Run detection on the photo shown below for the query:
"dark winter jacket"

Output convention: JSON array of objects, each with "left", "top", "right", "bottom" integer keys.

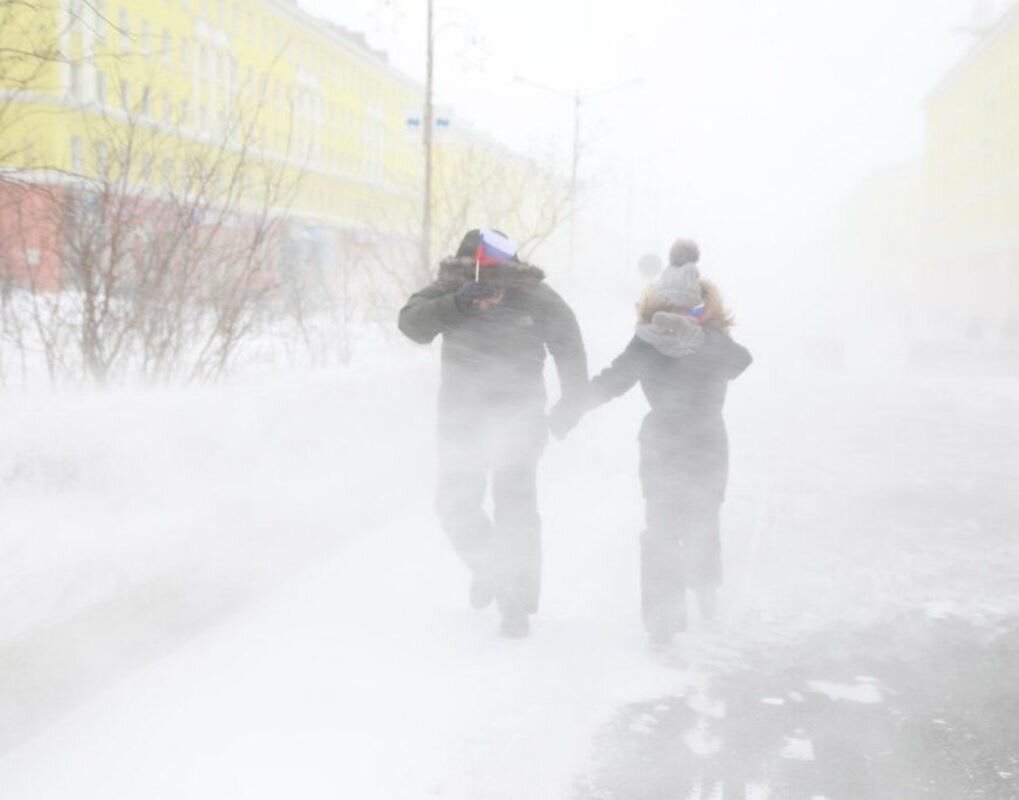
[
  {"left": 398, "top": 256, "right": 588, "bottom": 464},
  {"left": 586, "top": 326, "right": 752, "bottom": 503}
]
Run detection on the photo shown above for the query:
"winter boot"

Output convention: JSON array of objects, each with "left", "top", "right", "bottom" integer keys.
[
  {"left": 499, "top": 610, "right": 530, "bottom": 639},
  {"left": 641, "top": 528, "right": 686, "bottom": 635},
  {"left": 469, "top": 575, "right": 495, "bottom": 610},
  {"left": 694, "top": 586, "right": 718, "bottom": 621},
  {"left": 645, "top": 600, "right": 686, "bottom": 652},
  {"left": 647, "top": 625, "right": 675, "bottom": 653}
]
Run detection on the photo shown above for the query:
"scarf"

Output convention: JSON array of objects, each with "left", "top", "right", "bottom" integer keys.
[{"left": 636, "top": 311, "right": 706, "bottom": 358}]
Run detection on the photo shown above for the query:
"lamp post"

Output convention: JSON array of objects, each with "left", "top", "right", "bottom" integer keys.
[
  {"left": 514, "top": 75, "right": 642, "bottom": 274},
  {"left": 419, "top": 3, "right": 478, "bottom": 279},
  {"left": 420, "top": 0, "right": 435, "bottom": 280}
]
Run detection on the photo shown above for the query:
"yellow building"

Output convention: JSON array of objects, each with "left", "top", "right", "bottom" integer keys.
[
  {"left": 0, "top": 0, "right": 424, "bottom": 239},
  {"left": 924, "top": 1, "right": 1019, "bottom": 263},
  {"left": 843, "top": 2, "right": 1019, "bottom": 342},
  {"left": 1, "top": 0, "right": 570, "bottom": 301}
]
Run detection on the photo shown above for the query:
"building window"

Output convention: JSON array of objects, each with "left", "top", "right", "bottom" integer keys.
[
  {"left": 141, "top": 20, "right": 150, "bottom": 57},
  {"left": 162, "top": 30, "right": 171, "bottom": 67},
  {"left": 120, "top": 78, "right": 129, "bottom": 110},
  {"left": 96, "top": 141, "right": 109, "bottom": 175},
  {"left": 68, "top": 0, "right": 82, "bottom": 31},
  {"left": 95, "top": 70, "right": 107, "bottom": 106},
  {"left": 162, "top": 90, "right": 171, "bottom": 123},
  {"left": 119, "top": 9, "right": 130, "bottom": 52},
  {"left": 161, "top": 158, "right": 174, "bottom": 188},
  {"left": 180, "top": 39, "right": 189, "bottom": 71},
  {"left": 141, "top": 85, "right": 151, "bottom": 117},
  {"left": 70, "top": 136, "right": 83, "bottom": 172},
  {"left": 68, "top": 61, "right": 82, "bottom": 100},
  {"left": 95, "top": 0, "right": 106, "bottom": 40}
]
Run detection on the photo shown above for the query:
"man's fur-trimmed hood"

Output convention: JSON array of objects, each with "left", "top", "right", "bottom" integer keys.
[{"left": 436, "top": 256, "right": 546, "bottom": 291}]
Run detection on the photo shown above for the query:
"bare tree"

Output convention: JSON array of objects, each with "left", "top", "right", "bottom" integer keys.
[
  {"left": 1, "top": 7, "right": 571, "bottom": 384},
  {"left": 431, "top": 139, "right": 574, "bottom": 262},
  {"left": 341, "top": 134, "right": 574, "bottom": 329},
  {"left": 2, "top": 61, "right": 302, "bottom": 385},
  {"left": 0, "top": 0, "right": 72, "bottom": 384}
]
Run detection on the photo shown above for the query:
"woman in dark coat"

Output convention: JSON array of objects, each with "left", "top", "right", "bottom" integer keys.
[{"left": 554, "top": 239, "right": 752, "bottom": 649}]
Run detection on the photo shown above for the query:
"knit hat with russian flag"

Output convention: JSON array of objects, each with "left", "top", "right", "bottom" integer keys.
[{"left": 455, "top": 228, "right": 519, "bottom": 267}]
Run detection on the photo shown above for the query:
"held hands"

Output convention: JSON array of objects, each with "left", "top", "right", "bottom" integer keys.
[
  {"left": 548, "top": 400, "right": 583, "bottom": 442},
  {"left": 454, "top": 281, "right": 503, "bottom": 313}
]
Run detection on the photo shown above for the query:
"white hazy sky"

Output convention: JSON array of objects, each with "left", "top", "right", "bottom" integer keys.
[{"left": 301, "top": 0, "right": 993, "bottom": 277}]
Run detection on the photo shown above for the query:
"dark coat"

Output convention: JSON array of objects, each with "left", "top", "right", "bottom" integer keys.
[
  {"left": 398, "top": 256, "right": 588, "bottom": 467},
  {"left": 587, "top": 327, "right": 752, "bottom": 504}
]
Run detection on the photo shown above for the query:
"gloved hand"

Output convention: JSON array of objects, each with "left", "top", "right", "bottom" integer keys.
[
  {"left": 548, "top": 400, "right": 583, "bottom": 441},
  {"left": 454, "top": 281, "right": 501, "bottom": 313}
]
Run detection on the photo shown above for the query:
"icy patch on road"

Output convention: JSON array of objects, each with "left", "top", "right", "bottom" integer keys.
[
  {"left": 685, "top": 779, "right": 723, "bottom": 800},
  {"left": 686, "top": 689, "right": 726, "bottom": 718},
  {"left": 806, "top": 679, "right": 883, "bottom": 704},
  {"left": 629, "top": 713, "right": 658, "bottom": 734},
  {"left": 683, "top": 718, "right": 722, "bottom": 757},
  {"left": 780, "top": 733, "right": 816, "bottom": 761}
]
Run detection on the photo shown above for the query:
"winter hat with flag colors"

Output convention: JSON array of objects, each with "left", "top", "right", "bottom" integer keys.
[{"left": 456, "top": 228, "right": 519, "bottom": 267}]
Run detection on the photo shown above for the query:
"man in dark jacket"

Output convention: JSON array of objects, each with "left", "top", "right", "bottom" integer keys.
[{"left": 398, "top": 229, "right": 587, "bottom": 637}]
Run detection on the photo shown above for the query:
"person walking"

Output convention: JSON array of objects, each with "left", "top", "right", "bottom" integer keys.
[
  {"left": 398, "top": 229, "right": 588, "bottom": 638},
  {"left": 551, "top": 239, "right": 751, "bottom": 650}
]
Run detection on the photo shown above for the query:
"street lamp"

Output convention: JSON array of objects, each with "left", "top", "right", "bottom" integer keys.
[
  {"left": 514, "top": 75, "right": 642, "bottom": 273},
  {"left": 419, "top": 3, "right": 482, "bottom": 279},
  {"left": 421, "top": 0, "right": 435, "bottom": 280}
]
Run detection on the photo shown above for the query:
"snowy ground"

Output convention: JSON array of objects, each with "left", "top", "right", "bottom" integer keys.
[{"left": 0, "top": 317, "right": 1017, "bottom": 799}]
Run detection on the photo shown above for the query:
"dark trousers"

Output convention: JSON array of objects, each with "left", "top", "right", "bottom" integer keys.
[
  {"left": 640, "top": 448, "right": 724, "bottom": 635},
  {"left": 436, "top": 462, "right": 542, "bottom": 615}
]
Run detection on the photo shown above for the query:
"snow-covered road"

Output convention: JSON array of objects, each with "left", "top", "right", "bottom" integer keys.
[{"left": 1, "top": 337, "right": 1017, "bottom": 799}]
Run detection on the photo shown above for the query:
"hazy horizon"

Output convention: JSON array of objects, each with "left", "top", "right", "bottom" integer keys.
[{"left": 299, "top": 0, "right": 991, "bottom": 270}]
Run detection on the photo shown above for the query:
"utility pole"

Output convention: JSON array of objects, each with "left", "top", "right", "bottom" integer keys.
[
  {"left": 569, "top": 91, "right": 581, "bottom": 205},
  {"left": 515, "top": 76, "right": 641, "bottom": 275},
  {"left": 420, "top": 0, "right": 435, "bottom": 280},
  {"left": 569, "top": 91, "right": 581, "bottom": 272}
]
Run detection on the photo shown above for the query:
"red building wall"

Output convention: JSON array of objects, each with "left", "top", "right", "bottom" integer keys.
[{"left": 0, "top": 182, "right": 64, "bottom": 292}]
